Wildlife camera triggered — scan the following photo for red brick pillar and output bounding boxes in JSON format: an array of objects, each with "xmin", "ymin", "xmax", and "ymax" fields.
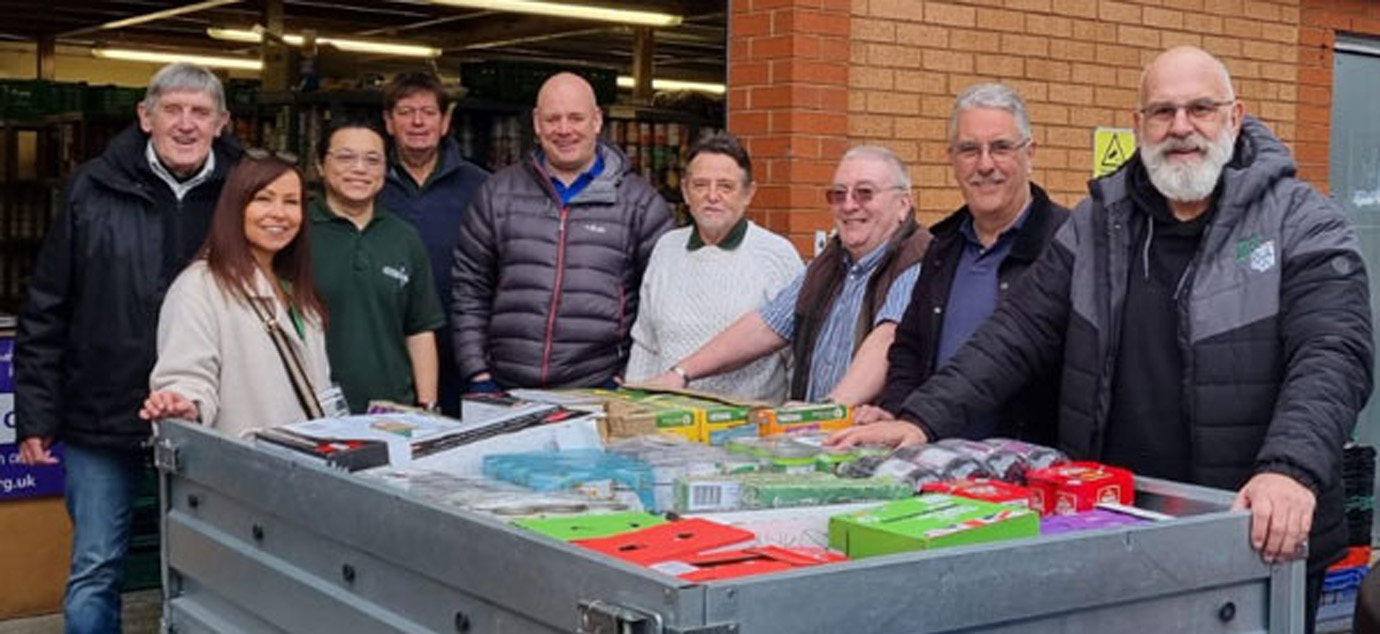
[{"xmin": 728, "ymin": 0, "xmax": 852, "ymax": 257}]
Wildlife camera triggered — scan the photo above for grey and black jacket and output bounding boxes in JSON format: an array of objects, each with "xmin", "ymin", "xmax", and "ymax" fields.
[
  {"xmin": 451, "ymin": 141, "xmax": 672, "ymax": 388},
  {"xmin": 895, "ymin": 117, "xmax": 1373, "ymax": 569}
]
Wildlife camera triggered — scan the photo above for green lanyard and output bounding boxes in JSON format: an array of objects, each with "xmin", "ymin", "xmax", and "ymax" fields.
[{"xmin": 279, "ymin": 280, "xmax": 306, "ymax": 340}]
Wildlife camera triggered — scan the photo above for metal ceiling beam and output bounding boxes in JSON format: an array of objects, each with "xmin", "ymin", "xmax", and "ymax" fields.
[{"xmin": 59, "ymin": 0, "xmax": 244, "ymax": 37}]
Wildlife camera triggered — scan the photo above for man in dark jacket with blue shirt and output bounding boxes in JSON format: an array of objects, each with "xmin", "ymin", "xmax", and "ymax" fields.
[
  {"xmin": 379, "ymin": 72, "xmax": 489, "ymax": 416},
  {"xmin": 453, "ymin": 72, "xmax": 671, "ymax": 391},
  {"xmin": 862, "ymin": 83, "xmax": 1068, "ymax": 443},
  {"xmin": 15, "ymin": 62, "xmax": 239, "ymax": 634},
  {"xmin": 832, "ymin": 47, "xmax": 1372, "ymax": 632}
]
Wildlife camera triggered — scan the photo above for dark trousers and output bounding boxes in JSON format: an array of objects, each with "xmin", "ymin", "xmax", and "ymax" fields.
[{"xmin": 1305, "ymin": 567, "xmax": 1326, "ymax": 634}]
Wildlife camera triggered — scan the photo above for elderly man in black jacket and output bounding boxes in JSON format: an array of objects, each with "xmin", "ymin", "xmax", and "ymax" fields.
[
  {"xmin": 831, "ymin": 47, "xmax": 1372, "ymax": 632},
  {"xmin": 856, "ymin": 83, "xmax": 1068, "ymax": 443},
  {"xmin": 15, "ymin": 63, "xmax": 239, "ymax": 634}
]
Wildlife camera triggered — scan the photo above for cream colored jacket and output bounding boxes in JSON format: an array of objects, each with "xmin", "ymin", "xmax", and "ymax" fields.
[{"xmin": 150, "ymin": 260, "xmax": 331, "ymax": 438}]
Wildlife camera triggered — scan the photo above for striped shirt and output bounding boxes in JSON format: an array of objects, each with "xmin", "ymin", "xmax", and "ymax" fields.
[{"xmin": 760, "ymin": 243, "xmax": 921, "ymax": 401}]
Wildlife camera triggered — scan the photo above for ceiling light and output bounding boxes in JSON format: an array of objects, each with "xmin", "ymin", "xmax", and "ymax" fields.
[
  {"xmin": 617, "ymin": 76, "xmax": 725, "ymax": 95},
  {"xmin": 92, "ymin": 47, "xmax": 263, "ymax": 71},
  {"xmin": 207, "ymin": 27, "xmax": 441, "ymax": 58},
  {"xmin": 430, "ymin": 0, "xmax": 681, "ymax": 27}
]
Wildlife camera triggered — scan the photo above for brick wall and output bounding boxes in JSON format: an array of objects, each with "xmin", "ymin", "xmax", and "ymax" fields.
[
  {"xmin": 847, "ymin": 0, "xmax": 1304, "ymax": 229},
  {"xmin": 729, "ymin": 0, "xmax": 1330, "ymax": 253},
  {"xmin": 729, "ymin": 0, "xmax": 854, "ymax": 255},
  {"xmin": 1298, "ymin": 0, "xmax": 1380, "ymax": 192}
]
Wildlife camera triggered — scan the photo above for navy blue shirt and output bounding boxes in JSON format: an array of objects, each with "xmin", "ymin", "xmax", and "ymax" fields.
[
  {"xmin": 549, "ymin": 151, "xmax": 605, "ymax": 206},
  {"xmin": 936, "ymin": 204, "xmax": 1030, "ymax": 438}
]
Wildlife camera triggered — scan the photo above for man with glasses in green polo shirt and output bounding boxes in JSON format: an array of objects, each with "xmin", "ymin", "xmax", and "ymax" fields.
[{"xmin": 309, "ymin": 117, "xmax": 445, "ymax": 414}]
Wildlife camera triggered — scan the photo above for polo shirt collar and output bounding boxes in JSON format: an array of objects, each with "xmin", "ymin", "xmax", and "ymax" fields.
[
  {"xmin": 959, "ymin": 200, "xmax": 1032, "ymax": 251},
  {"xmin": 546, "ymin": 148, "xmax": 605, "ymax": 205},
  {"xmin": 310, "ymin": 197, "xmax": 387, "ymax": 229},
  {"xmin": 687, "ymin": 217, "xmax": 749, "ymax": 251}
]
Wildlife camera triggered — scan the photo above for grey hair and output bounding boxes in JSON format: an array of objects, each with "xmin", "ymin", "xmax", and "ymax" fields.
[
  {"xmin": 142, "ymin": 62, "xmax": 227, "ymax": 112},
  {"xmin": 840, "ymin": 145, "xmax": 912, "ymax": 190},
  {"xmin": 947, "ymin": 83, "xmax": 1031, "ymax": 145},
  {"xmin": 1137, "ymin": 46, "xmax": 1236, "ymax": 106}
]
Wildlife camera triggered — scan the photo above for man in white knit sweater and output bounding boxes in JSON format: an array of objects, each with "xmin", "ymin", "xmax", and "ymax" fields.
[{"xmin": 625, "ymin": 132, "xmax": 802, "ymax": 401}]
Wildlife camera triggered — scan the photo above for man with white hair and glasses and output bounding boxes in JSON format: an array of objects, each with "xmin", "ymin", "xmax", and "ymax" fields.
[
  {"xmin": 644, "ymin": 146, "xmax": 930, "ymax": 405},
  {"xmin": 830, "ymin": 47, "xmax": 1371, "ymax": 631},
  {"xmin": 15, "ymin": 62, "xmax": 240, "ymax": 633},
  {"xmin": 851, "ymin": 83, "xmax": 1069, "ymax": 442}
]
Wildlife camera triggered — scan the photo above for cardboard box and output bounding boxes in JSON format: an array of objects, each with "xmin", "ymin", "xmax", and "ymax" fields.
[
  {"xmin": 828, "ymin": 494, "xmax": 1039, "ymax": 559},
  {"xmin": 920, "ymin": 478, "xmax": 1030, "ymax": 507},
  {"xmin": 660, "ymin": 546, "xmax": 848, "ymax": 582},
  {"xmin": 1026, "ymin": 462, "xmax": 1135, "ymax": 517},
  {"xmin": 752, "ymin": 403, "xmax": 853, "ymax": 437},
  {"xmin": 513, "ymin": 511, "xmax": 667, "ymax": 541},
  {"xmin": 674, "ymin": 472, "xmax": 911, "ymax": 513},
  {"xmin": 600, "ymin": 386, "xmax": 765, "ymax": 445},
  {"xmin": 573, "ymin": 518, "xmax": 754, "ymax": 566},
  {"xmin": 0, "ymin": 496, "xmax": 73, "ymax": 618}
]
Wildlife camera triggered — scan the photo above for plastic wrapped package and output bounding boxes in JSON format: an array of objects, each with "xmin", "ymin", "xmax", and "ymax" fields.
[
  {"xmin": 981, "ymin": 438, "xmax": 1069, "ymax": 479},
  {"xmin": 934, "ymin": 439, "xmax": 1029, "ymax": 483},
  {"xmin": 362, "ymin": 470, "xmax": 632, "ymax": 517},
  {"xmin": 867, "ymin": 444, "xmax": 992, "ymax": 491},
  {"xmin": 674, "ymin": 472, "xmax": 912, "ymax": 513},
  {"xmin": 482, "ymin": 450, "xmax": 657, "ymax": 510}
]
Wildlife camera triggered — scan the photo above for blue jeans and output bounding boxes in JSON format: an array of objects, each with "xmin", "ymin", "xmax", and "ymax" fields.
[{"xmin": 62, "ymin": 444, "xmax": 144, "ymax": 634}]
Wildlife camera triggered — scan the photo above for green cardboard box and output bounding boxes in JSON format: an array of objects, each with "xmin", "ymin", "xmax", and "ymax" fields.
[
  {"xmin": 513, "ymin": 512, "xmax": 667, "ymax": 541},
  {"xmin": 828, "ymin": 494, "xmax": 1039, "ymax": 559}
]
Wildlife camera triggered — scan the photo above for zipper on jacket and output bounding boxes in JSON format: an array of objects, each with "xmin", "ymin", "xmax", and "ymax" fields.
[{"xmin": 540, "ymin": 206, "xmax": 571, "ymax": 386}]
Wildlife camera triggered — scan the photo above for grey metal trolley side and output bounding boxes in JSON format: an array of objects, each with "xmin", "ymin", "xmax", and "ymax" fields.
[{"xmin": 153, "ymin": 420, "xmax": 1305, "ymax": 634}]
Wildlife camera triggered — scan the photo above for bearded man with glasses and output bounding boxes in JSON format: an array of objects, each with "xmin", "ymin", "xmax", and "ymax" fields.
[
  {"xmin": 828, "ymin": 46, "xmax": 1371, "ymax": 633},
  {"xmin": 849, "ymin": 83, "xmax": 1069, "ymax": 443},
  {"xmin": 645, "ymin": 146, "xmax": 930, "ymax": 405}
]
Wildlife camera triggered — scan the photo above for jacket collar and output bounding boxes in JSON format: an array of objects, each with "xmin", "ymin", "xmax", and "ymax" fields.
[
  {"xmin": 387, "ymin": 137, "xmax": 463, "ymax": 192},
  {"xmin": 91, "ymin": 123, "xmax": 241, "ymax": 202},
  {"xmin": 932, "ymin": 183, "xmax": 1061, "ymax": 264},
  {"xmin": 526, "ymin": 139, "xmax": 629, "ymax": 207}
]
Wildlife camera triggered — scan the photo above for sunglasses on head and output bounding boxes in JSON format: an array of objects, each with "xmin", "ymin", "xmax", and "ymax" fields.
[{"xmin": 243, "ymin": 147, "xmax": 299, "ymax": 165}]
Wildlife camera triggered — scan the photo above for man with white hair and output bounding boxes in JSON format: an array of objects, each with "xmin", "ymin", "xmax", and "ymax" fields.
[
  {"xmin": 15, "ymin": 62, "xmax": 239, "ymax": 633},
  {"xmin": 644, "ymin": 146, "xmax": 930, "ymax": 404},
  {"xmin": 858, "ymin": 83, "xmax": 1068, "ymax": 441},
  {"xmin": 831, "ymin": 46, "xmax": 1371, "ymax": 629}
]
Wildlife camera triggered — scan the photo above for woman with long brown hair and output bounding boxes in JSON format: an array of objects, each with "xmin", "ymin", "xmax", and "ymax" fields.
[{"xmin": 139, "ymin": 153, "xmax": 332, "ymax": 437}]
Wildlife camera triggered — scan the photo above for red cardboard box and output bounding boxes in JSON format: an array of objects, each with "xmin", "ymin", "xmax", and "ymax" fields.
[
  {"xmin": 920, "ymin": 478, "xmax": 1030, "ymax": 507},
  {"xmin": 1026, "ymin": 462, "xmax": 1134, "ymax": 516},
  {"xmin": 657, "ymin": 546, "xmax": 847, "ymax": 582},
  {"xmin": 573, "ymin": 518, "xmax": 754, "ymax": 566}
]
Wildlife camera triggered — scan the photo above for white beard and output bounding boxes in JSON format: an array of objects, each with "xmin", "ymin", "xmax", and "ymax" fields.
[{"xmin": 1142, "ymin": 128, "xmax": 1236, "ymax": 202}]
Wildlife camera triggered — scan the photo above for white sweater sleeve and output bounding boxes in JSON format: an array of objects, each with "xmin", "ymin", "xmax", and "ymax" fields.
[
  {"xmin": 150, "ymin": 267, "xmax": 223, "ymax": 425},
  {"xmin": 624, "ymin": 238, "xmax": 667, "ymax": 382}
]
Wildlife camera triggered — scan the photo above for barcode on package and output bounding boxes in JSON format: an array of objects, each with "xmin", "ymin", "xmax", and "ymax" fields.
[{"xmin": 688, "ymin": 481, "xmax": 739, "ymax": 511}]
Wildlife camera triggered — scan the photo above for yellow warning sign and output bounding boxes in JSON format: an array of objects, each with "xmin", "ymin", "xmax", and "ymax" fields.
[{"xmin": 1093, "ymin": 127, "xmax": 1136, "ymax": 178}]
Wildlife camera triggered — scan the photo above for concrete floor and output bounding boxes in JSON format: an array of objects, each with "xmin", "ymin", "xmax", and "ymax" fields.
[{"xmin": 0, "ymin": 590, "xmax": 161, "ymax": 634}]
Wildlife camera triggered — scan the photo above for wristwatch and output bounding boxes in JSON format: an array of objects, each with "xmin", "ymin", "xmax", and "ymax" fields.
[{"xmin": 670, "ymin": 365, "xmax": 692, "ymax": 386}]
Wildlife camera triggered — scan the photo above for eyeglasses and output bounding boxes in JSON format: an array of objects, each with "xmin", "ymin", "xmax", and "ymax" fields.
[
  {"xmin": 1138, "ymin": 98, "xmax": 1235, "ymax": 128},
  {"xmin": 326, "ymin": 149, "xmax": 385, "ymax": 169},
  {"xmin": 825, "ymin": 184, "xmax": 906, "ymax": 206},
  {"xmin": 243, "ymin": 147, "xmax": 299, "ymax": 165},
  {"xmin": 951, "ymin": 138, "xmax": 1030, "ymax": 164}
]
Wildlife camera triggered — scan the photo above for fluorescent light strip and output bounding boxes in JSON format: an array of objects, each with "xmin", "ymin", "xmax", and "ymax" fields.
[
  {"xmin": 207, "ymin": 27, "xmax": 440, "ymax": 58},
  {"xmin": 617, "ymin": 76, "xmax": 725, "ymax": 95},
  {"xmin": 430, "ymin": 0, "xmax": 681, "ymax": 27},
  {"xmin": 93, "ymin": 47, "xmax": 263, "ymax": 71}
]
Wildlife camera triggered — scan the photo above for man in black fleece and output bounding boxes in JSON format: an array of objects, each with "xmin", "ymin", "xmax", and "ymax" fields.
[{"xmin": 830, "ymin": 46, "xmax": 1372, "ymax": 632}]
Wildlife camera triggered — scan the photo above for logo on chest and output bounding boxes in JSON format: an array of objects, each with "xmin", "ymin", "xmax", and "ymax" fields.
[
  {"xmin": 1235, "ymin": 235, "xmax": 1276, "ymax": 273},
  {"xmin": 382, "ymin": 265, "xmax": 410, "ymax": 287}
]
